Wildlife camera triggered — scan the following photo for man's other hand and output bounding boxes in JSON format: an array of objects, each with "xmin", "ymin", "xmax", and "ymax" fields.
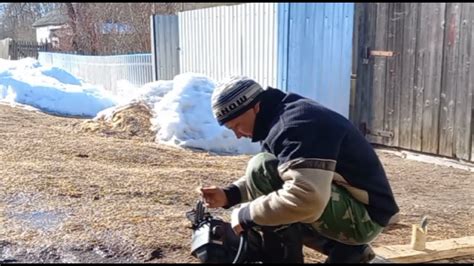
[{"xmin": 231, "ymin": 207, "xmax": 244, "ymax": 235}]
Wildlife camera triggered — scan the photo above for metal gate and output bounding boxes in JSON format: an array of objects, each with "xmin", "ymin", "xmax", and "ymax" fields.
[
  {"xmin": 150, "ymin": 15, "xmax": 180, "ymax": 80},
  {"xmin": 8, "ymin": 40, "xmax": 51, "ymax": 60}
]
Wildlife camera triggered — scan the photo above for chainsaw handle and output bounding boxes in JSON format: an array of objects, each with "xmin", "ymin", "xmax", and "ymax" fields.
[{"xmin": 232, "ymin": 232, "xmax": 248, "ymax": 264}]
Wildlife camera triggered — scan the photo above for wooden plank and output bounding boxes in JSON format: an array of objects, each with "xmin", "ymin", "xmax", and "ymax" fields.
[
  {"xmin": 383, "ymin": 3, "xmax": 404, "ymax": 147},
  {"xmin": 399, "ymin": 3, "xmax": 419, "ymax": 149},
  {"xmin": 368, "ymin": 3, "xmax": 388, "ymax": 144},
  {"xmin": 472, "ymin": 88, "xmax": 474, "ymax": 162},
  {"xmin": 391, "ymin": 3, "xmax": 404, "ymax": 148},
  {"xmin": 453, "ymin": 3, "xmax": 473, "ymax": 160},
  {"xmin": 353, "ymin": 3, "xmax": 365, "ymax": 125},
  {"xmin": 352, "ymin": 4, "xmax": 361, "ymax": 76},
  {"xmin": 421, "ymin": 3, "xmax": 445, "ymax": 154},
  {"xmin": 439, "ymin": 3, "xmax": 462, "ymax": 157},
  {"xmin": 370, "ymin": 50, "xmax": 394, "ymax": 57},
  {"xmin": 354, "ymin": 3, "xmax": 373, "ymax": 129},
  {"xmin": 374, "ymin": 236, "xmax": 474, "ymax": 263},
  {"xmin": 411, "ymin": 5, "xmax": 424, "ymax": 151},
  {"xmin": 350, "ymin": 1, "xmax": 359, "ymax": 124},
  {"xmin": 472, "ymin": 106, "xmax": 474, "ymax": 162},
  {"xmin": 382, "ymin": 3, "xmax": 396, "ymax": 146},
  {"xmin": 412, "ymin": 3, "xmax": 444, "ymax": 152}
]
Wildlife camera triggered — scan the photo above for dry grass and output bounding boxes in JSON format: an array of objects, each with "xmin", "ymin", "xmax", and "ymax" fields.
[
  {"xmin": 0, "ymin": 103, "xmax": 472, "ymax": 263},
  {"xmin": 0, "ymin": 104, "xmax": 249, "ymax": 262},
  {"xmin": 79, "ymin": 101, "xmax": 156, "ymax": 142}
]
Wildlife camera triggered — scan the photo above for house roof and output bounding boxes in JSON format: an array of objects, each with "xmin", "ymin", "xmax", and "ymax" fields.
[{"xmin": 32, "ymin": 10, "xmax": 69, "ymax": 28}]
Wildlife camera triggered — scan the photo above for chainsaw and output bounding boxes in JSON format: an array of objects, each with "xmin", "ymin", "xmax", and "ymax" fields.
[
  {"xmin": 185, "ymin": 200, "xmax": 304, "ymax": 263},
  {"xmin": 185, "ymin": 200, "xmax": 252, "ymax": 263}
]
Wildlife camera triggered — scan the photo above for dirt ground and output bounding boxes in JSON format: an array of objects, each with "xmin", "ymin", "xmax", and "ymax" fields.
[{"xmin": 0, "ymin": 103, "xmax": 472, "ymax": 263}]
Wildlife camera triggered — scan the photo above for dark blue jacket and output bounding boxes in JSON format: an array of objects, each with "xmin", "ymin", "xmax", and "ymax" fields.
[{"xmin": 228, "ymin": 88, "xmax": 399, "ymax": 228}]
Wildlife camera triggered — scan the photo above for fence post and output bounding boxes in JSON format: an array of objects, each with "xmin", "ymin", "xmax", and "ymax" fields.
[{"xmin": 10, "ymin": 40, "xmax": 16, "ymax": 60}]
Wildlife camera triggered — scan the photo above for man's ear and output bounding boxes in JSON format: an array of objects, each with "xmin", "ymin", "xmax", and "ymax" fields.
[{"xmin": 254, "ymin": 102, "xmax": 261, "ymax": 114}]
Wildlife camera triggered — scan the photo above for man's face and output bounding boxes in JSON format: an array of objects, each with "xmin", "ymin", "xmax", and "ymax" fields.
[{"xmin": 224, "ymin": 103, "xmax": 260, "ymax": 139}]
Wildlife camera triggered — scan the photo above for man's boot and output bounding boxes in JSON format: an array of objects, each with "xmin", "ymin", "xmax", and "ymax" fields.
[
  {"xmin": 300, "ymin": 225, "xmax": 375, "ymax": 263},
  {"xmin": 324, "ymin": 243, "xmax": 375, "ymax": 263}
]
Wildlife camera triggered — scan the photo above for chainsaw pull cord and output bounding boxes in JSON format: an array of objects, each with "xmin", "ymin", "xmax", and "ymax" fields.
[{"xmin": 232, "ymin": 232, "xmax": 248, "ymax": 264}]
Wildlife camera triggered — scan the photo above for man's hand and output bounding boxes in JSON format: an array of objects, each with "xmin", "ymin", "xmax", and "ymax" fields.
[
  {"xmin": 231, "ymin": 207, "xmax": 244, "ymax": 235},
  {"xmin": 200, "ymin": 186, "xmax": 228, "ymax": 208}
]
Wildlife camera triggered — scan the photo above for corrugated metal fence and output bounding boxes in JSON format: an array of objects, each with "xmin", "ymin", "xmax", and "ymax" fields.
[
  {"xmin": 0, "ymin": 38, "xmax": 11, "ymax": 59},
  {"xmin": 153, "ymin": 3, "xmax": 354, "ymax": 117},
  {"xmin": 278, "ymin": 3, "xmax": 354, "ymax": 118},
  {"xmin": 150, "ymin": 15, "xmax": 180, "ymax": 81},
  {"xmin": 38, "ymin": 52, "xmax": 153, "ymax": 93},
  {"xmin": 178, "ymin": 3, "xmax": 278, "ymax": 89}
]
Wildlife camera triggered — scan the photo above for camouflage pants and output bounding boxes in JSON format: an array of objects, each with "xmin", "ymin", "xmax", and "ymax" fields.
[{"xmin": 244, "ymin": 152, "xmax": 383, "ymax": 245}]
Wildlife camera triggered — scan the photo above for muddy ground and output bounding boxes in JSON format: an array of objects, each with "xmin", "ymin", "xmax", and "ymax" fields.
[{"xmin": 0, "ymin": 104, "xmax": 472, "ymax": 263}]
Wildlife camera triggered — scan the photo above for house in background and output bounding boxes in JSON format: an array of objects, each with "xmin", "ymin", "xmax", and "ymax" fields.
[
  {"xmin": 32, "ymin": 11, "xmax": 134, "ymax": 54},
  {"xmin": 101, "ymin": 20, "xmax": 133, "ymax": 34},
  {"xmin": 32, "ymin": 10, "xmax": 69, "ymax": 47}
]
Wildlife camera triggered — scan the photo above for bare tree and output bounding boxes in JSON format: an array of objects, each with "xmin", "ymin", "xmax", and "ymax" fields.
[
  {"xmin": 0, "ymin": 3, "xmax": 60, "ymax": 40},
  {"xmin": 88, "ymin": 3, "xmax": 180, "ymax": 54},
  {"xmin": 63, "ymin": 3, "xmax": 78, "ymax": 51},
  {"xmin": 59, "ymin": 3, "xmax": 104, "ymax": 55},
  {"xmin": 59, "ymin": 3, "xmax": 181, "ymax": 55},
  {"xmin": 1, "ymin": 3, "xmax": 232, "ymax": 53}
]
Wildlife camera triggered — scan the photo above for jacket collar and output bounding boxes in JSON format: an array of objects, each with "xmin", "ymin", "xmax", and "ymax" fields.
[{"xmin": 252, "ymin": 88, "xmax": 286, "ymax": 142}]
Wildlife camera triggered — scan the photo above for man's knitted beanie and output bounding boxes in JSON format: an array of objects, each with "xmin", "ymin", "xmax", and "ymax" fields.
[{"xmin": 211, "ymin": 76, "xmax": 264, "ymax": 125}]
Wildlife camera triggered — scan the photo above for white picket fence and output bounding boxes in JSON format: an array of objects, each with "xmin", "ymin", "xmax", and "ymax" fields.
[{"xmin": 38, "ymin": 52, "xmax": 154, "ymax": 94}]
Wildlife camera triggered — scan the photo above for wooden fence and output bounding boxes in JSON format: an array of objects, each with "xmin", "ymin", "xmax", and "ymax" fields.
[
  {"xmin": 8, "ymin": 40, "xmax": 52, "ymax": 60},
  {"xmin": 353, "ymin": 3, "xmax": 473, "ymax": 162}
]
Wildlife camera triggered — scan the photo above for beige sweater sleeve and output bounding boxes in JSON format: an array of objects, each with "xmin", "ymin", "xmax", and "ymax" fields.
[{"xmin": 248, "ymin": 158, "xmax": 335, "ymax": 225}]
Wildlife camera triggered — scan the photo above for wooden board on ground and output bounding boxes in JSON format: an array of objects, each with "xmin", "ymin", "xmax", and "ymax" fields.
[{"xmin": 373, "ymin": 236, "xmax": 474, "ymax": 263}]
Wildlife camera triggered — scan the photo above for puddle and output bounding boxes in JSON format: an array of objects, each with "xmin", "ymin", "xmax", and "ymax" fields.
[
  {"xmin": 2, "ymin": 192, "xmax": 139, "ymax": 262},
  {"xmin": 5, "ymin": 192, "xmax": 69, "ymax": 232},
  {"xmin": 10, "ymin": 210, "xmax": 66, "ymax": 231}
]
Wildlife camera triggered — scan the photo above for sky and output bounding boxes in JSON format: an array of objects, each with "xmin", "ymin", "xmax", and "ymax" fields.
[{"xmin": 0, "ymin": 58, "xmax": 260, "ymax": 155}]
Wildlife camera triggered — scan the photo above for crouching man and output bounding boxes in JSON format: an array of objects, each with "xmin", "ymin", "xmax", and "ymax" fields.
[{"xmin": 201, "ymin": 76, "xmax": 399, "ymax": 263}]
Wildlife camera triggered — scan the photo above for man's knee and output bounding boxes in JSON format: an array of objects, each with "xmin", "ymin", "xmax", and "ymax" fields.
[
  {"xmin": 245, "ymin": 152, "xmax": 282, "ymax": 197},
  {"xmin": 245, "ymin": 152, "xmax": 279, "ymax": 182}
]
